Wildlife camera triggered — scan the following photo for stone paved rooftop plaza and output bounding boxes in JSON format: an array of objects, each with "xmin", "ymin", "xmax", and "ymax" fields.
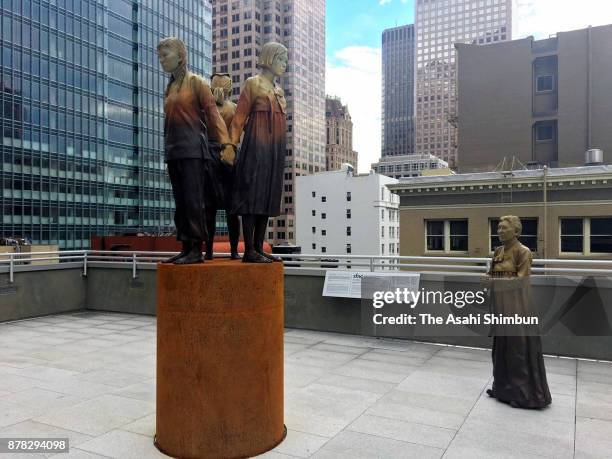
[{"xmin": 0, "ymin": 312, "xmax": 611, "ymax": 458}]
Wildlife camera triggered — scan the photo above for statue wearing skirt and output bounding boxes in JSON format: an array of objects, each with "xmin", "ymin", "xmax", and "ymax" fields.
[{"xmin": 486, "ymin": 215, "xmax": 552, "ymax": 409}]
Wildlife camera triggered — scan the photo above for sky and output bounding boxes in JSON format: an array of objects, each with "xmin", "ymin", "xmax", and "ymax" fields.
[{"xmin": 325, "ymin": 0, "xmax": 612, "ymax": 173}]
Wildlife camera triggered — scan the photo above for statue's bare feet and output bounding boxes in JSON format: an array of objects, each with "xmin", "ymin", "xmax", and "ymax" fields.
[{"xmin": 242, "ymin": 249, "xmax": 272, "ymax": 263}]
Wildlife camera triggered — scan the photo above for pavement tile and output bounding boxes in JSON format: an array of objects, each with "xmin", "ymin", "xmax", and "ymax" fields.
[
  {"xmin": 310, "ymin": 430, "xmax": 443, "ymax": 459},
  {"xmin": 77, "ymin": 429, "xmax": 166, "ymax": 459},
  {"xmin": 272, "ymin": 429, "xmax": 329, "ymax": 457},
  {"xmin": 33, "ymin": 395, "xmax": 155, "ymax": 436},
  {"xmin": 347, "ymin": 413, "xmax": 456, "ymax": 449},
  {"xmin": 575, "ymin": 416, "xmax": 612, "ymax": 459}
]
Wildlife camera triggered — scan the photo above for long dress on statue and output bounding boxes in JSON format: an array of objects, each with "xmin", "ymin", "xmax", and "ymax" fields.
[
  {"xmin": 489, "ymin": 240, "xmax": 552, "ymax": 408},
  {"xmin": 230, "ymin": 76, "xmax": 287, "ymax": 217}
]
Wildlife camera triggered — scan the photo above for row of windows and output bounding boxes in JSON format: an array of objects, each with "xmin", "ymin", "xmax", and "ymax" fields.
[{"xmin": 425, "ymin": 217, "xmax": 612, "ymax": 255}]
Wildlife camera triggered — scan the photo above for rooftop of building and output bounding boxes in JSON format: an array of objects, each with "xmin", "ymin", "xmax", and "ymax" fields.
[
  {"xmin": 1, "ymin": 311, "xmax": 610, "ymax": 458},
  {"xmin": 388, "ymin": 164, "xmax": 612, "ymax": 190},
  {"xmin": 455, "ymin": 22, "xmax": 612, "ymax": 50},
  {"xmin": 372, "ymin": 154, "xmax": 450, "ymax": 165},
  {"xmin": 325, "ymin": 96, "xmax": 350, "ymax": 119}
]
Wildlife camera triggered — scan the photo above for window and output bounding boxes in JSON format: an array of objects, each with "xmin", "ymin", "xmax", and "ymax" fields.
[
  {"xmin": 426, "ymin": 220, "xmax": 468, "ymax": 252},
  {"xmin": 312, "ymin": 191, "xmax": 316, "ymax": 197},
  {"xmin": 346, "ymin": 209, "xmax": 351, "ymax": 219},
  {"xmin": 322, "ymin": 247, "xmax": 327, "ymax": 253},
  {"xmin": 312, "ymin": 226, "xmax": 315, "ymax": 233},
  {"xmin": 426, "ymin": 220, "xmax": 444, "ymax": 251},
  {"xmin": 536, "ymin": 123, "xmax": 554, "ymax": 141},
  {"xmin": 321, "ymin": 229, "xmax": 326, "ymax": 236},
  {"xmin": 312, "ymin": 210, "xmax": 316, "ymax": 216},
  {"xmin": 321, "ymin": 213, "xmax": 326, "ymax": 219},
  {"xmin": 346, "ymin": 243, "xmax": 352, "ymax": 254},
  {"xmin": 561, "ymin": 218, "xmax": 584, "ymax": 253},
  {"xmin": 346, "ymin": 226, "xmax": 351, "ymax": 236},
  {"xmin": 536, "ymin": 75, "xmax": 554, "ymax": 92},
  {"xmin": 321, "ymin": 196, "xmax": 326, "ymax": 202},
  {"xmin": 381, "ymin": 226, "xmax": 385, "ymax": 237},
  {"xmin": 590, "ymin": 218, "xmax": 612, "ymax": 253},
  {"xmin": 346, "ymin": 192, "xmax": 351, "ymax": 201},
  {"xmin": 561, "ymin": 217, "xmax": 612, "ymax": 254},
  {"xmin": 312, "ymin": 243, "xmax": 316, "ymax": 250},
  {"xmin": 490, "ymin": 218, "xmax": 538, "ymax": 252}
]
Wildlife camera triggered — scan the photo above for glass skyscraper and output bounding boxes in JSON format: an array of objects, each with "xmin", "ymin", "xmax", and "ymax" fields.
[
  {"xmin": 1, "ymin": 0, "xmax": 213, "ymax": 249},
  {"xmin": 381, "ymin": 24, "xmax": 415, "ymax": 158}
]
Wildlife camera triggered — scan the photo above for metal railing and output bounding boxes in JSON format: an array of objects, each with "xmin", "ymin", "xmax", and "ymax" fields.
[{"xmin": 0, "ymin": 250, "xmax": 611, "ymax": 283}]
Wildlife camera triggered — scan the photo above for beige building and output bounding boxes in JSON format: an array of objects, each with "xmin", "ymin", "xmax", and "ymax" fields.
[
  {"xmin": 387, "ymin": 165, "xmax": 612, "ymax": 260},
  {"xmin": 325, "ymin": 97, "xmax": 357, "ymax": 172},
  {"xmin": 456, "ymin": 24, "xmax": 612, "ymax": 172},
  {"xmin": 415, "ymin": 0, "xmax": 512, "ymax": 168},
  {"xmin": 211, "ymin": 0, "xmax": 326, "ymax": 245}
]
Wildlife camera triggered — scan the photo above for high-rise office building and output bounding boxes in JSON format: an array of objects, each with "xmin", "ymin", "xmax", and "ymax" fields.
[
  {"xmin": 415, "ymin": 0, "xmax": 512, "ymax": 168},
  {"xmin": 211, "ymin": 0, "xmax": 326, "ymax": 245},
  {"xmin": 325, "ymin": 96, "xmax": 357, "ymax": 172},
  {"xmin": 381, "ymin": 24, "xmax": 415, "ymax": 158},
  {"xmin": 0, "ymin": 0, "xmax": 213, "ymax": 249}
]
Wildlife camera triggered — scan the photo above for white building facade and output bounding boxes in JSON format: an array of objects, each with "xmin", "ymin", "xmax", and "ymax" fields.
[{"xmin": 296, "ymin": 167, "xmax": 400, "ymax": 261}]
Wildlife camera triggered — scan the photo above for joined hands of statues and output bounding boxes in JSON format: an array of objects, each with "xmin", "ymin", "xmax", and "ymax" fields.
[{"xmin": 221, "ymin": 144, "xmax": 237, "ymax": 166}]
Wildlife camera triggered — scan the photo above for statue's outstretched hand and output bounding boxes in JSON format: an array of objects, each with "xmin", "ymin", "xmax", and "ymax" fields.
[{"xmin": 220, "ymin": 144, "xmax": 236, "ymax": 166}]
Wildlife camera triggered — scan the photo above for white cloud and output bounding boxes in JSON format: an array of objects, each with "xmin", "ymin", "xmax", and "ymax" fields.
[
  {"xmin": 326, "ymin": 46, "xmax": 382, "ymax": 173},
  {"xmin": 379, "ymin": 0, "xmax": 392, "ymax": 5},
  {"xmin": 513, "ymin": 0, "xmax": 612, "ymax": 39}
]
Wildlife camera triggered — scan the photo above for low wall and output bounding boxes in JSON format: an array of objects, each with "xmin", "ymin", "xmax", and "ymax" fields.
[
  {"xmin": 284, "ymin": 271, "xmax": 612, "ymax": 361},
  {"xmin": 2, "ymin": 264, "xmax": 612, "ymax": 360},
  {"xmin": 0, "ymin": 266, "xmax": 85, "ymax": 322},
  {"xmin": 85, "ymin": 267, "xmax": 157, "ymax": 315}
]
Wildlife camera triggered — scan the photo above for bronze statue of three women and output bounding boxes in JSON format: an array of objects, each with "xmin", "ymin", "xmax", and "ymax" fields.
[
  {"xmin": 157, "ymin": 38, "xmax": 287, "ymax": 264},
  {"xmin": 486, "ymin": 215, "xmax": 552, "ymax": 409}
]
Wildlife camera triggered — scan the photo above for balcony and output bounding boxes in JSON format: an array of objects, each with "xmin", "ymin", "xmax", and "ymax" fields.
[{"xmin": 0, "ymin": 251, "xmax": 611, "ymax": 457}]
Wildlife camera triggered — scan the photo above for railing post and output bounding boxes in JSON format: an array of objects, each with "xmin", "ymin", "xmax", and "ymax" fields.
[
  {"xmin": 132, "ymin": 253, "xmax": 138, "ymax": 279},
  {"xmin": 83, "ymin": 251, "xmax": 88, "ymax": 277},
  {"xmin": 9, "ymin": 253, "xmax": 14, "ymax": 283},
  {"xmin": 370, "ymin": 257, "xmax": 374, "ymax": 272}
]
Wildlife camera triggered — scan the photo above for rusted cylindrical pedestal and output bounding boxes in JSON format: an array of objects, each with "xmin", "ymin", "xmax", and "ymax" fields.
[{"xmin": 155, "ymin": 260, "xmax": 285, "ymax": 459}]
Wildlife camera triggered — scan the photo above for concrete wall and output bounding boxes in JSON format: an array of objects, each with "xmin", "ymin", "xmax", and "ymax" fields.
[
  {"xmin": 457, "ymin": 24, "xmax": 612, "ymax": 172},
  {"xmin": 0, "ymin": 268, "xmax": 85, "ymax": 322},
  {"xmin": 285, "ymin": 272, "xmax": 612, "ymax": 361},
  {"xmin": 590, "ymin": 25, "xmax": 612, "ymax": 163},
  {"xmin": 457, "ymin": 39, "xmax": 534, "ymax": 172},
  {"xmin": 85, "ymin": 268, "xmax": 157, "ymax": 315},
  {"xmin": 2, "ymin": 266, "xmax": 612, "ymax": 360}
]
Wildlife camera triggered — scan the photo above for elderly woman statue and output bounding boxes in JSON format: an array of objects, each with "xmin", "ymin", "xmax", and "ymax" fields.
[
  {"xmin": 486, "ymin": 215, "xmax": 552, "ymax": 409},
  {"xmin": 157, "ymin": 37, "xmax": 236, "ymax": 264},
  {"xmin": 229, "ymin": 42, "xmax": 288, "ymax": 263}
]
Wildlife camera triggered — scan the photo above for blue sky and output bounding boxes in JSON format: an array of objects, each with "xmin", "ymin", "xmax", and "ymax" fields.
[{"xmin": 326, "ymin": 0, "xmax": 414, "ymax": 66}]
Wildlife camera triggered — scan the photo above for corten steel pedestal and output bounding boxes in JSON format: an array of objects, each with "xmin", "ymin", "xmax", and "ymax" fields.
[{"xmin": 155, "ymin": 259, "xmax": 286, "ymax": 459}]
